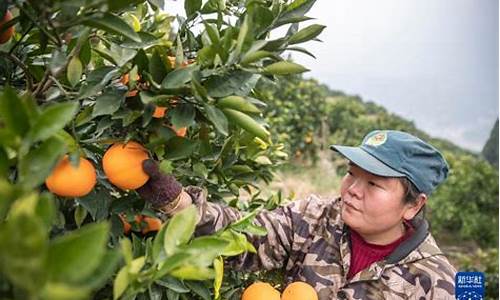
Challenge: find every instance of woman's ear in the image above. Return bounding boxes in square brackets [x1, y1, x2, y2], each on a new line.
[403, 193, 428, 220]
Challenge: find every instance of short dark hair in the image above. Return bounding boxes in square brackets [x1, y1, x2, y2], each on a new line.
[399, 177, 427, 220]
[400, 177, 421, 204]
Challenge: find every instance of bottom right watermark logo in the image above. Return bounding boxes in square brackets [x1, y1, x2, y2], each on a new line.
[455, 272, 485, 300]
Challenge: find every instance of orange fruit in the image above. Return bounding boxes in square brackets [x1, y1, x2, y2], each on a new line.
[120, 73, 140, 97]
[167, 125, 187, 137]
[120, 73, 140, 85]
[0, 10, 15, 44]
[281, 282, 318, 300]
[45, 155, 96, 197]
[119, 214, 143, 235]
[119, 214, 133, 235]
[141, 216, 162, 234]
[102, 141, 149, 190]
[176, 127, 187, 137]
[152, 106, 167, 118]
[242, 282, 281, 300]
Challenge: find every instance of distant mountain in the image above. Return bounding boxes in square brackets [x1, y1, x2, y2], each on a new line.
[482, 118, 499, 168]
[324, 89, 474, 157]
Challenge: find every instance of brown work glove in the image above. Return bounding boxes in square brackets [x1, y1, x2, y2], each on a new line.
[137, 159, 183, 209]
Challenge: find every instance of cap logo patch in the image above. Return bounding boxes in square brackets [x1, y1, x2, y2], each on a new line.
[365, 132, 387, 147]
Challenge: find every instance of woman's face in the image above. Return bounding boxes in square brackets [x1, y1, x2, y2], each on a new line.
[340, 162, 414, 244]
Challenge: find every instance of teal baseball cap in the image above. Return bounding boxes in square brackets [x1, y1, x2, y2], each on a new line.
[330, 130, 449, 195]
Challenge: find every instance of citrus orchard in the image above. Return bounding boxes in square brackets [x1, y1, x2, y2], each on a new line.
[45, 155, 96, 197]
[102, 141, 149, 190]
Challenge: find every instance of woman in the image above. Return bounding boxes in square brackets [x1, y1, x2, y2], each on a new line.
[138, 130, 456, 299]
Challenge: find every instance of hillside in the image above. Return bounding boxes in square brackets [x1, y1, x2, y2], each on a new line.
[482, 118, 499, 168]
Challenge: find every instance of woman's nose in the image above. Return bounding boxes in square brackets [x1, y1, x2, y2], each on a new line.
[347, 179, 364, 199]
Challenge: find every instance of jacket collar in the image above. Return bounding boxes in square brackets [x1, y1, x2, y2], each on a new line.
[339, 216, 444, 283]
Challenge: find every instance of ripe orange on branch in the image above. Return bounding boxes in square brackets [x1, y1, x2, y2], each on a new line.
[281, 282, 318, 300]
[242, 282, 281, 300]
[119, 214, 162, 235]
[102, 141, 149, 190]
[120, 73, 141, 97]
[141, 216, 162, 234]
[45, 155, 97, 197]
[152, 106, 167, 118]
[0, 10, 15, 44]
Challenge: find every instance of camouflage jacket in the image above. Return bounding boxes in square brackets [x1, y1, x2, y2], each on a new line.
[185, 186, 457, 300]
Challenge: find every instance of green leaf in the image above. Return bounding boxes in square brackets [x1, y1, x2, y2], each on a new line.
[129, 256, 146, 274]
[164, 205, 198, 256]
[222, 108, 270, 141]
[273, 16, 314, 28]
[47, 222, 109, 284]
[262, 61, 309, 75]
[149, 50, 168, 84]
[78, 67, 119, 99]
[79, 40, 92, 66]
[184, 281, 211, 300]
[152, 222, 168, 262]
[25, 101, 79, 145]
[170, 104, 195, 128]
[213, 257, 223, 299]
[78, 190, 112, 221]
[0, 147, 8, 178]
[201, 0, 223, 14]
[205, 70, 260, 97]
[281, 0, 316, 19]
[18, 136, 66, 188]
[155, 252, 191, 279]
[216, 96, 260, 113]
[182, 236, 229, 267]
[74, 205, 88, 228]
[170, 266, 214, 281]
[240, 50, 275, 65]
[156, 276, 189, 293]
[288, 24, 326, 44]
[0, 214, 48, 293]
[203, 104, 228, 136]
[36, 193, 56, 229]
[286, 46, 316, 58]
[83, 13, 141, 43]
[203, 22, 220, 45]
[164, 137, 198, 161]
[175, 34, 185, 67]
[0, 86, 30, 137]
[113, 266, 129, 300]
[219, 231, 253, 256]
[161, 65, 197, 89]
[234, 15, 249, 58]
[80, 249, 121, 289]
[92, 89, 125, 117]
[185, 0, 202, 17]
[40, 282, 90, 300]
[67, 56, 83, 87]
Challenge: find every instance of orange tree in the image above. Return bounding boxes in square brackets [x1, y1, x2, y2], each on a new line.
[0, 0, 324, 299]
[257, 74, 329, 164]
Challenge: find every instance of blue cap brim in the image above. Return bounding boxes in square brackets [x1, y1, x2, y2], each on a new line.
[330, 145, 406, 177]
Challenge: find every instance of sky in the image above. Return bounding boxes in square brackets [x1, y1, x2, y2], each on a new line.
[165, 0, 499, 152]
